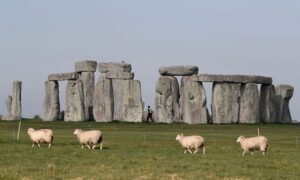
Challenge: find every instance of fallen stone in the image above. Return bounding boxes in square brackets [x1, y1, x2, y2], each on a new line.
[193, 74, 272, 84]
[98, 62, 132, 73]
[48, 72, 78, 81]
[93, 74, 114, 122]
[80, 72, 95, 120]
[260, 84, 278, 123]
[180, 76, 209, 124]
[276, 85, 294, 124]
[159, 66, 198, 76]
[211, 83, 240, 124]
[75, 60, 97, 72]
[155, 76, 180, 123]
[239, 83, 260, 123]
[64, 80, 85, 121]
[105, 72, 134, 79]
[42, 80, 60, 121]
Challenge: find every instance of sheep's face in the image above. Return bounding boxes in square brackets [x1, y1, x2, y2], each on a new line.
[237, 136, 245, 143]
[74, 129, 82, 135]
[27, 128, 34, 134]
[175, 134, 183, 141]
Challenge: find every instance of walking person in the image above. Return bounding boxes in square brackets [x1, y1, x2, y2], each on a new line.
[147, 106, 154, 123]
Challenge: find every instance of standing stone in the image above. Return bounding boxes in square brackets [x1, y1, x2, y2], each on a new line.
[65, 80, 85, 121]
[260, 84, 278, 123]
[239, 83, 260, 123]
[180, 76, 209, 124]
[276, 85, 294, 124]
[80, 72, 95, 120]
[155, 76, 180, 123]
[11, 81, 22, 120]
[112, 79, 143, 122]
[93, 74, 114, 122]
[42, 81, 60, 121]
[212, 83, 240, 124]
[6, 96, 12, 116]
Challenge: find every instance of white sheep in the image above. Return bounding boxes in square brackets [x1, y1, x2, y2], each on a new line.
[175, 134, 205, 155]
[73, 129, 103, 150]
[27, 128, 53, 148]
[236, 136, 268, 156]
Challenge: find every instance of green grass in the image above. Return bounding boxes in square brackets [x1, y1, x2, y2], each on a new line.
[0, 119, 299, 180]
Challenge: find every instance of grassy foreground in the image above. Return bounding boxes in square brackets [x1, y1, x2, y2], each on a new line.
[0, 120, 299, 180]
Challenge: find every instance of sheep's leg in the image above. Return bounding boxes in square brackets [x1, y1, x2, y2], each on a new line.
[32, 143, 35, 148]
[92, 145, 96, 149]
[242, 150, 246, 156]
[48, 143, 51, 148]
[188, 149, 193, 154]
[193, 148, 198, 154]
[81, 145, 84, 149]
[262, 151, 265, 155]
[100, 143, 103, 150]
[38, 143, 41, 147]
[184, 149, 187, 154]
[202, 147, 206, 155]
[86, 144, 91, 149]
[251, 151, 254, 156]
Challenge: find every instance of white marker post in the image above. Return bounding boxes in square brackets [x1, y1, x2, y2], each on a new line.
[17, 120, 21, 141]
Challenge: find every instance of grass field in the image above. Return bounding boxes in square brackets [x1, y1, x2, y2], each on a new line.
[0, 119, 299, 180]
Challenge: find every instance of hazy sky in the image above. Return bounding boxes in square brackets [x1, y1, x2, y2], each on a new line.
[0, 0, 299, 120]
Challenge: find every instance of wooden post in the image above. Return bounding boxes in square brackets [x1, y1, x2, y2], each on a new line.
[17, 120, 21, 141]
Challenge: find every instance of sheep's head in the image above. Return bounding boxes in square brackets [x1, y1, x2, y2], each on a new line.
[27, 128, 35, 134]
[74, 129, 82, 136]
[237, 136, 245, 143]
[175, 134, 184, 141]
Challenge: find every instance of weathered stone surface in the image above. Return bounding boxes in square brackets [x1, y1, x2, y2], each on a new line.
[59, 111, 65, 121]
[276, 85, 294, 124]
[93, 74, 114, 122]
[239, 83, 260, 123]
[211, 83, 240, 124]
[11, 81, 22, 120]
[42, 81, 60, 121]
[98, 62, 132, 73]
[48, 72, 78, 81]
[159, 66, 198, 76]
[155, 76, 180, 123]
[112, 79, 143, 122]
[64, 80, 85, 121]
[180, 76, 209, 124]
[105, 72, 134, 79]
[75, 60, 97, 72]
[6, 96, 12, 116]
[193, 74, 272, 84]
[260, 85, 278, 123]
[80, 72, 95, 120]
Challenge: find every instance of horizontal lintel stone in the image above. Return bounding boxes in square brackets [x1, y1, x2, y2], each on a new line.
[105, 72, 134, 79]
[48, 72, 79, 81]
[98, 62, 132, 73]
[159, 66, 198, 76]
[75, 60, 97, 72]
[192, 74, 272, 84]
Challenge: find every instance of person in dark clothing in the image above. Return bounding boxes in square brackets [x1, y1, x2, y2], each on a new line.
[147, 106, 154, 123]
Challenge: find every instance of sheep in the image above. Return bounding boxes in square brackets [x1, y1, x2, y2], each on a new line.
[236, 136, 268, 156]
[27, 128, 53, 148]
[175, 134, 205, 155]
[73, 129, 103, 150]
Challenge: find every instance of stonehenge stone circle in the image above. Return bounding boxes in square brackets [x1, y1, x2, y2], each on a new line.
[180, 76, 209, 124]
[48, 72, 78, 81]
[239, 83, 260, 123]
[64, 80, 85, 121]
[93, 74, 114, 122]
[42, 81, 60, 121]
[260, 84, 278, 123]
[75, 60, 97, 72]
[155, 76, 180, 123]
[211, 83, 240, 124]
[193, 74, 272, 85]
[159, 66, 198, 76]
[276, 85, 294, 123]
